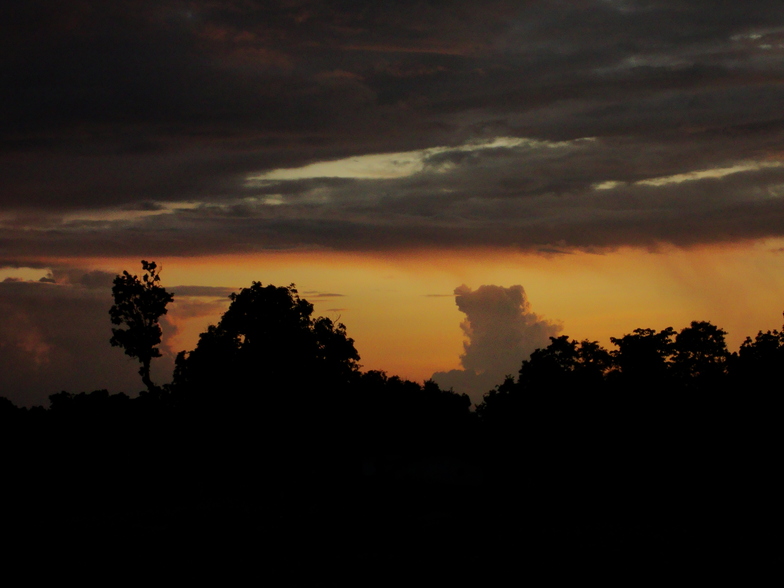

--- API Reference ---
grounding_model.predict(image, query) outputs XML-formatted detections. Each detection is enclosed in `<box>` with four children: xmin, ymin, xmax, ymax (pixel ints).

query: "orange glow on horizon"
<box><xmin>17</xmin><ymin>239</ymin><xmax>784</xmax><ymax>384</ymax></box>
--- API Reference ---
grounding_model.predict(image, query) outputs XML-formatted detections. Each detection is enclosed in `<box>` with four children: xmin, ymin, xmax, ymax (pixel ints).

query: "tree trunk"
<box><xmin>139</xmin><ymin>358</ymin><xmax>156</xmax><ymax>394</ymax></box>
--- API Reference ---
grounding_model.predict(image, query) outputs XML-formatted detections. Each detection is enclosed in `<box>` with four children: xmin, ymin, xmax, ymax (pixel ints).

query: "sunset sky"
<box><xmin>4</xmin><ymin>1</ymin><xmax>784</xmax><ymax>405</ymax></box>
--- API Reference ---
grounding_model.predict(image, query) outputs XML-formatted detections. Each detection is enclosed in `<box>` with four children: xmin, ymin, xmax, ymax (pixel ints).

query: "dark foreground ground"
<box><xmin>1</xmin><ymin>384</ymin><xmax>777</xmax><ymax>585</ymax></box>
<box><xmin>4</xmin><ymin>451</ymin><xmax>774</xmax><ymax>585</ymax></box>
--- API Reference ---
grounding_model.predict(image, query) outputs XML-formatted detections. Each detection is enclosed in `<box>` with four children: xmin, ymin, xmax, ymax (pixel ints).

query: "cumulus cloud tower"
<box><xmin>432</xmin><ymin>284</ymin><xmax>561</xmax><ymax>403</ymax></box>
<box><xmin>457</xmin><ymin>284</ymin><xmax>560</xmax><ymax>376</ymax></box>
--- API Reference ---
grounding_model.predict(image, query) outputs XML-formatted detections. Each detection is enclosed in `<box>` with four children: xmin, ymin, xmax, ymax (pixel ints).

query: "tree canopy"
<box><xmin>172</xmin><ymin>282</ymin><xmax>360</xmax><ymax>403</ymax></box>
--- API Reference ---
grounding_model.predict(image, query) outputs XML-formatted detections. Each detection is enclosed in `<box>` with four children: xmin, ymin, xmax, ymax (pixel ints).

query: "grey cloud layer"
<box><xmin>3</xmin><ymin>1</ymin><xmax>784</xmax><ymax>257</ymax></box>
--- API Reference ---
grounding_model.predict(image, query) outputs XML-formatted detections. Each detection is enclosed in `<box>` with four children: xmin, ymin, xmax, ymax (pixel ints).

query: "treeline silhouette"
<box><xmin>1</xmin><ymin>266</ymin><xmax>778</xmax><ymax>582</ymax></box>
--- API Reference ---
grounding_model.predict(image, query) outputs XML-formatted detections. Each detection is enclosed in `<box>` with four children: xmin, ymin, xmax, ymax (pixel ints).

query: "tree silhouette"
<box><xmin>173</xmin><ymin>282</ymin><xmax>360</xmax><ymax>403</ymax></box>
<box><xmin>731</xmin><ymin>318</ymin><xmax>784</xmax><ymax>387</ymax></box>
<box><xmin>671</xmin><ymin>321</ymin><xmax>729</xmax><ymax>388</ymax></box>
<box><xmin>109</xmin><ymin>260</ymin><xmax>174</xmax><ymax>393</ymax></box>
<box><xmin>518</xmin><ymin>335</ymin><xmax>612</xmax><ymax>392</ymax></box>
<box><xmin>610</xmin><ymin>326</ymin><xmax>674</xmax><ymax>385</ymax></box>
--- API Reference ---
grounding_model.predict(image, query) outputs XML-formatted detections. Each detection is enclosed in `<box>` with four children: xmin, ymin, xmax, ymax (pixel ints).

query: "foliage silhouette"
<box><xmin>729</xmin><ymin>319</ymin><xmax>784</xmax><ymax>394</ymax></box>
<box><xmin>109</xmin><ymin>260</ymin><xmax>174</xmax><ymax>393</ymax></box>
<box><xmin>518</xmin><ymin>335</ymin><xmax>613</xmax><ymax>393</ymax></box>
<box><xmin>671</xmin><ymin>320</ymin><xmax>729</xmax><ymax>388</ymax></box>
<box><xmin>610</xmin><ymin>326</ymin><xmax>675</xmax><ymax>385</ymax></box>
<box><xmin>173</xmin><ymin>282</ymin><xmax>360</xmax><ymax>406</ymax></box>
<box><xmin>4</xmin><ymin>269</ymin><xmax>780</xmax><ymax>581</ymax></box>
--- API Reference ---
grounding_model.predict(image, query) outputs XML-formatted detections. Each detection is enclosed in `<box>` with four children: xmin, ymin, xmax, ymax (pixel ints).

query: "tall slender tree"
<box><xmin>109</xmin><ymin>260</ymin><xmax>174</xmax><ymax>393</ymax></box>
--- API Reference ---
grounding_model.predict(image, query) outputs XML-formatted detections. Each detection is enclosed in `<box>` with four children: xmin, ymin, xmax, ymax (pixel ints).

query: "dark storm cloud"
<box><xmin>4</xmin><ymin>1</ymin><xmax>784</xmax><ymax>255</ymax></box>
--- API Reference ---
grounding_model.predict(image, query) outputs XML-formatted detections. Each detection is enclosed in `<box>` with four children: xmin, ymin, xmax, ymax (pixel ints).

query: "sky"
<box><xmin>4</xmin><ymin>1</ymin><xmax>784</xmax><ymax>405</ymax></box>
